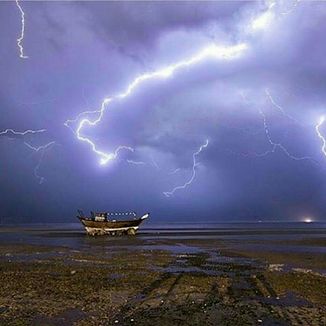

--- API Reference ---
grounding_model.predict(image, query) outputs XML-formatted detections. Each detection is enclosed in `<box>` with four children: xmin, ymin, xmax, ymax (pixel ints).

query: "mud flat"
<box><xmin>0</xmin><ymin>225</ymin><xmax>325</xmax><ymax>325</ymax></box>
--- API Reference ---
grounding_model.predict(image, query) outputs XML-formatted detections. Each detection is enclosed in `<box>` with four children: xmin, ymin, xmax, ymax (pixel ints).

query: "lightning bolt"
<box><xmin>0</xmin><ymin>128</ymin><xmax>56</xmax><ymax>183</ymax></box>
<box><xmin>34</xmin><ymin>151</ymin><xmax>47</xmax><ymax>184</ymax></box>
<box><xmin>0</xmin><ymin>128</ymin><xmax>49</xmax><ymax>151</ymax></box>
<box><xmin>23</xmin><ymin>140</ymin><xmax>55</xmax><ymax>153</ymax></box>
<box><xmin>15</xmin><ymin>0</ymin><xmax>28</xmax><ymax>59</ymax></box>
<box><xmin>32</xmin><ymin>141</ymin><xmax>56</xmax><ymax>184</ymax></box>
<box><xmin>280</xmin><ymin>0</ymin><xmax>300</xmax><ymax>16</ymax></box>
<box><xmin>109</xmin><ymin>145</ymin><xmax>135</xmax><ymax>163</ymax></box>
<box><xmin>4</xmin><ymin>0</ymin><xmax>304</xmax><ymax>190</ymax></box>
<box><xmin>64</xmin><ymin>109</ymin><xmax>99</xmax><ymax>134</ymax></box>
<box><xmin>315</xmin><ymin>116</ymin><xmax>326</xmax><ymax>158</ymax></box>
<box><xmin>163</xmin><ymin>139</ymin><xmax>209</xmax><ymax>197</ymax></box>
<box><xmin>66</xmin><ymin>43</ymin><xmax>247</xmax><ymax>165</ymax></box>
<box><xmin>126</xmin><ymin>159</ymin><xmax>146</xmax><ymax>166</ymax></box>
<box><xmin>0</xmin><ymin>129</ymin><xmax>46</xmax><ymax>137</ymax></box>
<box><xmin>265</xmin><ymin>88</ymin><xmax>300</xmax><ymax>125</ymax></box>
<box><xmin>150</xmin><ymin>155</ymin><xmax>160</xmax><ymax>170</ymax></box>
<box><xmin>250</xmin><ymin>1</ymin><xmax>275</xmax><ymax>31</ymax></box>
<box><xmin>256</xmin><ymin>107</ymin><xmax>315</xmax><ymax>162</ymax></box>
<box><xmin>237</xmin><ymin>90</ymin><xmax>316</xmax><ymax>163</ymax></box>
<box><xmin>168</xmin><ymin>168</ymin><xmax>181</xmax><ymax>175</ymax></box>
<box><xmin>67</xmin><ymin>1</ymin><xmax>293</xmax><ymax>165</ymax></box>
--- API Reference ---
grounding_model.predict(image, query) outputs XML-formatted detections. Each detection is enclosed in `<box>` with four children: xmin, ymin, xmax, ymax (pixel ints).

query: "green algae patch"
<box><xmin>220</xmin><ymin>248</ymin><xmax>326</xmax><ymax>270</ymax></box>
<box><xmin>264</xmin><ymin>270</ymin><xmax>326</xmax><ymax>305</ymax></box>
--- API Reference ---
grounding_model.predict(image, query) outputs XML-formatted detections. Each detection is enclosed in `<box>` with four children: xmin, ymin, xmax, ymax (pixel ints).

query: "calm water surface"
<box><xmin>0</xmin><ymin>222</ymin><xmax>325</xmax><ymax>254</ymax></box>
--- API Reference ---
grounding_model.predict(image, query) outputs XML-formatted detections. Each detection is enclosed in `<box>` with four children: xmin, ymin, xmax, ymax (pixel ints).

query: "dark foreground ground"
<box><xmin>0</xmin><ymin>224</ymin><xmax>325</xmax><ymax>325</ymax></box>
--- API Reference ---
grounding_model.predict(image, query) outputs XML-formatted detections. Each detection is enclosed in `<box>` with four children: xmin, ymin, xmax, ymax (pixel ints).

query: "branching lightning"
<box><xmin>0</xmin><ymin>128</ymin><xmax>55</xmax><ymax>183</ymax></box>
<box><xmin>66</xmin><ymin>1</ymin><xmax>288</xmax><ymax>167</ymax></box>
<box><xmin>0</xmin><ymin>128</ymin><xmax>50</xmax><ymax>151</ymax></box>
<box><xmin>63</xmin><ymin>1</ymin><xmax>306</xmax><ymax>198</ymax></box>
<box><xmin>4</xmin><ymin>0</ymin><xmax>313</xmax><ymax>194</ymax></box>
<box><xmin>256</xmin><ymin>107</ymin><xmax>315</xmax><ymax>162</ymax></box>
<box><xmin>238</xmin><ymin>90</ymin><xmax>317</xmax><ymax>163</ymax></box>
<box><xmin>32</xmin><ymin>141</ymin><xmax>56</xmax><ymax>184</ymax></box>
<box><xmin>66</xmin><ymin>43</ymin><xmax>247</xmax><ymax>165</ymax></box>
<box><xmin>15</xmin><ymin>0</ymin><xmax>28</xmax><ymax>59</ymax></box>
<box><xmin>23</xmin><ymin>140</ymin><xmax>55</xmax><ymax>153</ymax></box>
<box><xmin>315</xmin><ymin>116</ymin><xmax>326</xmax><ymax>158</ymax></box>
<box><xmin>163</xmin><ymin>139</ymin><xmax>209</xmax><ymax>197</ymax></box>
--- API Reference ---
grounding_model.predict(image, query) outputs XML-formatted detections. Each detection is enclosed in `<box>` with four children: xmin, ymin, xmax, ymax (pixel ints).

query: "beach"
<box><xmin>0</xmin><ymin>223</ymin><xmax>325</xmax><ymax>325</ymax></box>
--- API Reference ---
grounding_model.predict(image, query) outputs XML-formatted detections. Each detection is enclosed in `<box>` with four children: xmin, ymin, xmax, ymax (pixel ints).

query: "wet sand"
<box><xmin>0</xmin><ymin>224</ymin><xmax>325</xmax><ymax>325</ymax></box>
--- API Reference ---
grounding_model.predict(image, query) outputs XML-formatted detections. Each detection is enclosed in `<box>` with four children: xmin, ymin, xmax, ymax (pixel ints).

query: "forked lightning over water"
<box><xmin>163</xmin><ymin>140</ymin><xmax>209</xmax><ymax>197</ymax></box>
<box><xmin>2</xmin><ymin>0</ymin><xmax>326</xmax><ymax>196</ymax></box>
<box><xmin>64</xmin><ymin>1</ymin><xmax>288</xmax><ymax>165</ymax></box>
<box><xmin>66</xmin><ymin>43</ymin><xmax>247</xmax><ymax>165</ymax></box>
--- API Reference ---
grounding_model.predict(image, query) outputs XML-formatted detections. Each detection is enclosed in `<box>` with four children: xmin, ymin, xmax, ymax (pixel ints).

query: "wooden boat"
<box><xmin>77</xmin><ymin>210</ymin><xmax>149</xmax><ymax>236</ymax></box>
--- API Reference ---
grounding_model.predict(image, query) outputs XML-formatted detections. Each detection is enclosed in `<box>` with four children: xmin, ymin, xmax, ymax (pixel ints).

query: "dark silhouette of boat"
<box><xmin>77</xmin><ymin>210</ymin><xmax>149</xmax><ymax>236</ymax></box>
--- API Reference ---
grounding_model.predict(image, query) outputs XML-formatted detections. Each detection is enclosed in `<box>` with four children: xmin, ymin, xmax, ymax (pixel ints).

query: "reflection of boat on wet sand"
<box><xmin>77</xmin><ymin>210</ymin><xmax>149</xmax><ymax>236</ymax></box>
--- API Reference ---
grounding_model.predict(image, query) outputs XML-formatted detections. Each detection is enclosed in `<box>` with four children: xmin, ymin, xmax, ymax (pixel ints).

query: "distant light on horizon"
<box><xmin>303</xmin><ymin>217</ymin><xmax>313</xmax><ymax>223</ymax></box>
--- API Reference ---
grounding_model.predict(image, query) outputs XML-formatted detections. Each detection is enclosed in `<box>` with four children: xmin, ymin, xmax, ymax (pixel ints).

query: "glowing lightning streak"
<box><xmin>67</xmin><ymin>43</ymin><xmax>247</xmax><ymax>165</ymax></box>
<box><xmin>64</xmin><ymin>109</ymin><xmax>99</xmax><ymax>134</ymax></box>
<box><xmin>163</xmin><ymin>139</ymin><xmax>209</xmax><ymax>197</ymax></box>
<box><xmin>126</xmin><ymin>160</ymin><xmax>146</xmax><ymax>165</ymax></box>
<box><xmin>168</xmin><ymin>168</ymin><xmax>181</xmax><ymax>175</ymax></box>
<box><xmin>24</xmin><ymin>141</ymin><xmax>56</xmax><ymax>184</ymax></box>
<box><xmin>0</xmin><ymin>128</ymin><xmax>46</xmax><ymax>136</ymax></box>
<box><xmin>29</xmin><ymin>141</ymin><xmax>56</xmax><ymax>184</ymax></box>
<box><xmin>280</xmin><ymin>0</ymin><xmax>300</xmax><ymax>16</ymax></box>
<box><xmin>34</xmin><ymin>150</ymin><xmax>47</xmax><ymax>184</ymax></box>
<box><xmin>265</xmin><ymin>88</ymin><xmax>300</xmax><ymax>125</ymax></box>
<box><xmin>0</xmin><ymin>128</ymin><xmax>55</xmax><ymax>183</ymax></box>
<box><xmin>0</xmin><ymin>128</ymin><xmax>47</xmax><ymax>151</ymax></box>
<box><xmin>15</xmin><ymin>0</ymin><xmax>28</xmax><ymax>59</ymax></box>
<box><xmin>256</xmin><ymin>108</ymin><xmax>314</xmax><ymax>162</ymax></box>
<box><xmin>23</xmin><ymin>140</ymin><xmax>55</xmax><ymax>152</ymax></box>
<box><xmin>315</xmin><ymin>116</ymin><xmax>326</xmax><ymax>158</ymax></box>
<box><xmin>150</xmin><ymin>156</ymin><xmax>160</xmax><ymax>170</ymax></box>
<box><xmin>67</xmin><ymin>0</ymin><xmax>285</xmax><ymax>166</ymax></box>
<box><xmin>238</xmin><ymin>91</ymin><xmax>317</xmax><ymax>163</ymax></box>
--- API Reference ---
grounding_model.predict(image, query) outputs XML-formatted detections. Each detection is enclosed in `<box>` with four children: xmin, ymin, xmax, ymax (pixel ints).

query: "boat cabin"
<box><xmin>93</xmin><ymin>212</ymin><xmax>107</xmax><ymax>222</ymax></box>
<box><xmin>91</xmin><ymin>211</ymin><xmax>137</xmax><ymax>222</ymax></box>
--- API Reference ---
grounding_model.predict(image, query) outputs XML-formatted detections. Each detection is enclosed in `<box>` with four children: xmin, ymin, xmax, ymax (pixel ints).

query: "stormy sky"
<box><xmin>1</xmin><ymin>0</ymin><xmax>326</xmax><ymax>223</ymax></box>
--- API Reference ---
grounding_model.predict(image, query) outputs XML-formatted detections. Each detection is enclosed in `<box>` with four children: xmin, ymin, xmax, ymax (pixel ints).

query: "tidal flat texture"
<box><xmin>0</xmin><ymin>225</ymin><xmax>325</xmax><ymax>325</ymax></box>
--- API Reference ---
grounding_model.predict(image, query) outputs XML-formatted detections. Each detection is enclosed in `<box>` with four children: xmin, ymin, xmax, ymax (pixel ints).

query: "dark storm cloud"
<box><xmin>82</xmin><ymin>1</ymin><xmax>246</xmax><ymax>46</ymax></box>
<box><xmin>0</xmin><ymin>1</ymin><xmax>325</xmax><ymax>222</ymax></box>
